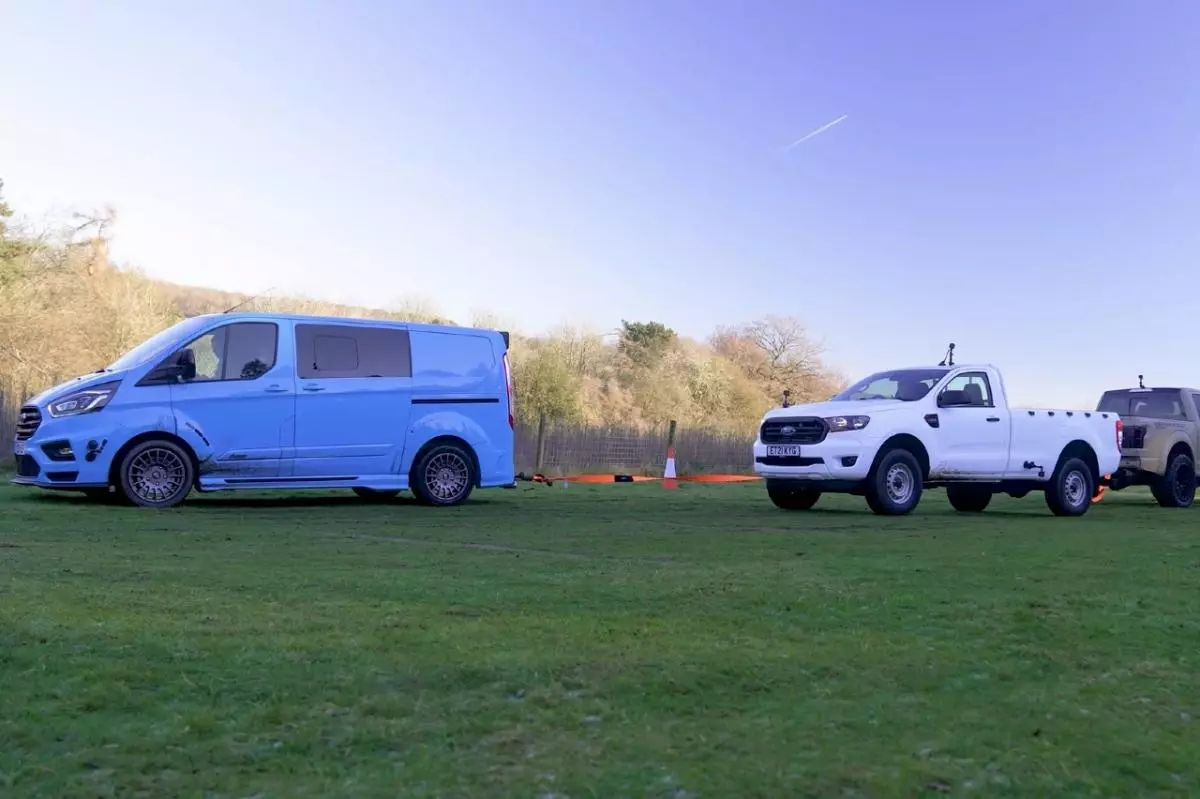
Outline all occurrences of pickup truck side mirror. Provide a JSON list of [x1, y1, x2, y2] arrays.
[[937, 389, 971, 408]]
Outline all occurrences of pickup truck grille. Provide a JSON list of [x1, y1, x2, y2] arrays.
[[761, 416, 828, 445], [16, 406, 42, 441], [1121, 426, 1146, 450]]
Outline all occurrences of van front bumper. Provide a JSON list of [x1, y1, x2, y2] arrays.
[[752, 434, 877, 483], [9, 416, 122, 489]]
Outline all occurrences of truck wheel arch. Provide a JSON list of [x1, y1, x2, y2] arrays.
[[871, 434, 930, 480], [1167, 440, 1194, 463], [1055, 440, 1099, 483]]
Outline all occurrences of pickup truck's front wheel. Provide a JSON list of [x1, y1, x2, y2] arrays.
[[1044, 457, 1094, 517], [865, 448, 923, 516], [767, 481, 821, 510]]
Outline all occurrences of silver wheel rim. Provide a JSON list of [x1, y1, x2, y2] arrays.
[[1064, 470, 1087, 507], [129, 447, 187, 503], [425, 452, 470, 502], [885, 463, 914, 505]]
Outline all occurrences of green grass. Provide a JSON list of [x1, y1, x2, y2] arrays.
[[2, 482, 1199, 798]]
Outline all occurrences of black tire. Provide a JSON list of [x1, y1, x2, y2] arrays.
[[864, 448, 923, 516], [767, 481, 821, 510], [1044, 456, 1094, 517], [353, 487, 401, 502], [946, 484, 993, 513], [411, 442, 476, 506], [1150, 452, 1195, 508], [116, 439, 194, 509]]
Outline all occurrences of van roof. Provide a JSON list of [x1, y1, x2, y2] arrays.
[[193, 311, 507, 341]]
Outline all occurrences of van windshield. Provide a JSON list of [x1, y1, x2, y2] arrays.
[[831, 368, 951, 402], [1096, 389, 1188, 421], [107, 317, 212, 372]]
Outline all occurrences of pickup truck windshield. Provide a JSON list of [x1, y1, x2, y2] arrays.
[[832, 368, 951, 402], [1096, 389, 1188, 420]]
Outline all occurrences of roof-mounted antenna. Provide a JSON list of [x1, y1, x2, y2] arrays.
[[938, 342, 955, 367], [1138, 374, 1145, 389], [222, 286, 276, 314]]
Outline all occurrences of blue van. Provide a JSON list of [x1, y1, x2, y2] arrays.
[[10, 313, 516, 508]]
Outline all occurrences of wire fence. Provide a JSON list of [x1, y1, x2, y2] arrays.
[[0, 378, 754, 474]]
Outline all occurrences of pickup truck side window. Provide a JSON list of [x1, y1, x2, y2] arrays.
[[939, 372, 994, 408], [1191, 393, 1200, 419]]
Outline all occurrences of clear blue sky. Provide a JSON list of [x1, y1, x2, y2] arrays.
[[3, 0, 1198, 408]]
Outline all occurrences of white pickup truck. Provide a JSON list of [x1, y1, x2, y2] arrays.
[[753, 362, 1122, 516]]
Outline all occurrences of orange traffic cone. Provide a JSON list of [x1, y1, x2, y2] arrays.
[[663, 445, 678, 490]]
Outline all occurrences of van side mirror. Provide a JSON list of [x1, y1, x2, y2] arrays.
[[938, 389, 970, 408]]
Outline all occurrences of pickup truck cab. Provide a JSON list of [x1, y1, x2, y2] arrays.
[[753, 362, 1122, 516], [1094, 385, 1200, 508]]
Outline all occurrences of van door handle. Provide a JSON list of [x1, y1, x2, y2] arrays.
[[302, 384, 325, 392], [264, 385, 288, 393], [986, 416, 1000, 422]]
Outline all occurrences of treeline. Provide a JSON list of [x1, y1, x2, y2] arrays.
[[0, 182, 846, 433]]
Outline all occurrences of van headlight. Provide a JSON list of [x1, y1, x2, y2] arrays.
[[825, 415, 869, 432], [47, 381, 121, 418]]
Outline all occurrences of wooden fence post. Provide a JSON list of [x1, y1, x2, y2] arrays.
[[535, 414, 548, 472]]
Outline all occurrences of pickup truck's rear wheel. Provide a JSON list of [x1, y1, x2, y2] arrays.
[[1044, 457, 1094, 517], [1150, 452, 1195, 508], [767, 481, 821, 510], [946, 484, 992, 513], [864, 448, 923, 516]]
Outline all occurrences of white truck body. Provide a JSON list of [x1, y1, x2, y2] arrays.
[[753, 363, 1122, 516]]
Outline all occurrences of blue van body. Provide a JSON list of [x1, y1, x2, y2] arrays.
[[10, 312, 516, 507]]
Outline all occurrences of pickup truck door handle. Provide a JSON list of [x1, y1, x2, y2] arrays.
[[302, 384, 325, 392], [986, 416, 1000, 422], [264, 385, 289, 393]]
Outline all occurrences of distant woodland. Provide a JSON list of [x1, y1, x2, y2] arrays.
[[0, 181, 847, 433]]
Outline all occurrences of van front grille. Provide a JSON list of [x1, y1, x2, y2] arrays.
[[16, 406, 42, 441]]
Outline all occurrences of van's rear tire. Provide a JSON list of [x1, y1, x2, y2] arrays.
[[1044, 457, 1093, 517], [946, 485, 992, 513], [767, 481, 821, 510], [411, 443, 476, 506], [864, 448, 923, 515], [353, 488, 401, 502], [1151, 452, 1195, 508], [116, 439, 194, 509]]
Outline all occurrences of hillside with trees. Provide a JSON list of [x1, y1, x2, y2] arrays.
[[0, 182, 846, 434]]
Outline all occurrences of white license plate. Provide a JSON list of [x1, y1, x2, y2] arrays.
[[767, 445, 801, 457], [12, 440, 27, 456]]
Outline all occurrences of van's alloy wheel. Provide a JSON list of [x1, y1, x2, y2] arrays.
[[412, 444, 475, 506], [118, 440, 194, 509]]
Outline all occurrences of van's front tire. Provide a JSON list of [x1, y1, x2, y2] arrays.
[[767, 481, 821, 510], [412, 443, 476, 506], [117, 439, 194, 509], [1044, 457, 1093, 517], [864, 448, 923, 515]]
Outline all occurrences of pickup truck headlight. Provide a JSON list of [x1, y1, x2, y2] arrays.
[[46, 381, 120, 418], [825, 415, 869, 432]]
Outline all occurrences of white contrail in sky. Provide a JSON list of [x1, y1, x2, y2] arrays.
[[783, 113, 849, 152]]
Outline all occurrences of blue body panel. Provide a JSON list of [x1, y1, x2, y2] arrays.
[[10, 313, 515, 496]]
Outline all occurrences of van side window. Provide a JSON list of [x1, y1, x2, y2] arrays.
[[143, 322, 278, 384], [939, 371, 993, 407], [295, 324, 412, 379]]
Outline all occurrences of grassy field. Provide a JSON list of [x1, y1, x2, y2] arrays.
[[2, 481, 1198, 798]]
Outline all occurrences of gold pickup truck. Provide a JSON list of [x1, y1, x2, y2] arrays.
[[1096, 385, 1200, 508]]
